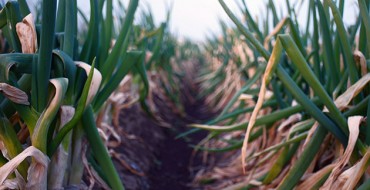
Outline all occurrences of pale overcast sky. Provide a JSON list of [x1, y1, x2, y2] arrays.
[[140, 0, 269, 41], [75, 0, 358, 42], [140, 0, 358, 42]]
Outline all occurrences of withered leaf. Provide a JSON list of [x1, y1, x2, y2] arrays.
[[0, 83, 29, 105]]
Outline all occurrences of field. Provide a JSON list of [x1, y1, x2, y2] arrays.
[[0, 0, 369, 189]]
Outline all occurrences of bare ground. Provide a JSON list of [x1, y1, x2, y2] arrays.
[[110, 62, 215, 190]]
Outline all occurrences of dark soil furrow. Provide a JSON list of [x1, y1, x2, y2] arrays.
[[114, 61, 215, 190]]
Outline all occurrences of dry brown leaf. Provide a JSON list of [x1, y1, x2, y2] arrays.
[[353, 51, 368, 77], [264, 18, 288, 49], [340, 148, 370, 189], [296, 164, 335, 190], [279, 101, 302, 132], [59, 106, 75, 127], [75, 62, 102, 107], [0, 170, 25, 190], [0, 83, 29, 105], [97, 128, 109, 143], [238, 94, 254, 101], [302, 122, 319, 148], [0, 178, 21, 190], [0, 146, 49, 190], [321, 148, 370, 190], [16, 14, 37, 53], [278, 114, 302, 132], [241, 48, 279, 173], [333, 73, 370, 111], [100, 123, 121, 147], [82, 148, 110, 190], [110, 150, 145, 176], [27, 160, 48, 190], [320, 116, 363, 190]]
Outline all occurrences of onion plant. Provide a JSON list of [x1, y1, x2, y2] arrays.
[[0, 0, 175, 189], [191, 0, 370, 189]]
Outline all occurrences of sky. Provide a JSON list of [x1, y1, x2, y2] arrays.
[[140, 0, 265, 41], [75, 0, 359, 42], [139, 0, 358, 42]]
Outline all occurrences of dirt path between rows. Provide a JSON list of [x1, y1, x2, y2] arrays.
[[148, 94, 212, 190], [111, 61, 215, 190]]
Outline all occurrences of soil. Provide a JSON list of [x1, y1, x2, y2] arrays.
[[110, 62, 216, 190], [147, 95, 210, 190]]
